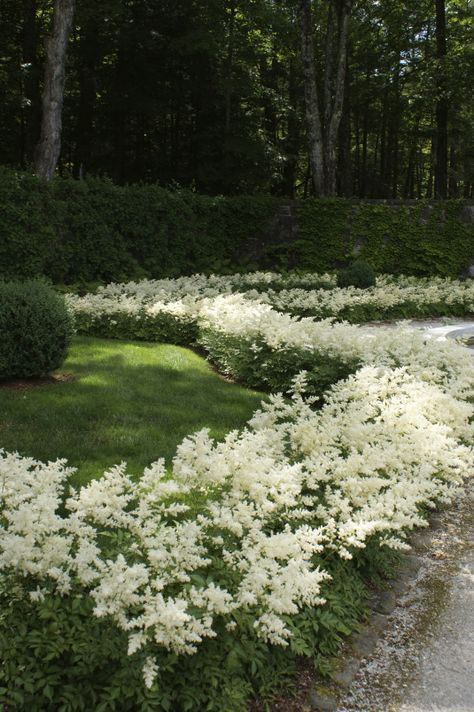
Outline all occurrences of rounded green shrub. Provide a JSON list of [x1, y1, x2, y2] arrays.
[[336, 260, 376, 289], [0, 280, 74, 379]]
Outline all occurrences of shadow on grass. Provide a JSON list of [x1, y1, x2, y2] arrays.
[[0, 337, 266, 487]]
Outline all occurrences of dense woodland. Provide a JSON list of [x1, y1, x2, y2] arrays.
[[0, 0, 472, 198]]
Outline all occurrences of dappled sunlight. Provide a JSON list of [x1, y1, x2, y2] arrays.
[[0, 337, 265, 487]]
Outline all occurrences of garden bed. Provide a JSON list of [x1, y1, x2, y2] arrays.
[[0, 271, 472, 711]]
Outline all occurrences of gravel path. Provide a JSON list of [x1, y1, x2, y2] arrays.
[[337, 484, 474, 712], [398, 549, 474, 712]]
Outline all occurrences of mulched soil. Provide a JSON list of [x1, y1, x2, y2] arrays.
[[0, 373, 76, 390]]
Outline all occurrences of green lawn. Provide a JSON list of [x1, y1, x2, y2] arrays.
[[0, 337, 265, 487]]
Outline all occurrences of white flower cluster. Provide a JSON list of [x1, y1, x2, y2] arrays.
[[66, 272, 473, 324], [65, 271, 334, 329], [196, 293, 474, 399], [70, 270, 336, 305], [0, 364, 472, 687], [260, 274, 474, 317]]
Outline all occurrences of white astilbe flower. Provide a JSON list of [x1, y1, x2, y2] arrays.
[[264, 274, 474, 318], [66, 272, 473, 320], [0, 452, 75, 588], [142, 656, 159, 688], [92, 554, 149, 618]]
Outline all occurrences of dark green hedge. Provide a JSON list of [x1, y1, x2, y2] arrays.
[[0, 169, 277, 284], [0, 168, 471, 282]]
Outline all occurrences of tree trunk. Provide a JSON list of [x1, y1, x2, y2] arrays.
[[361, 106, 368, 197], [354, 107, 361, 195], [390, 56, 401, 198], [426, 136, 435, 198], [434, 0, 448, 198], [323, 2, 336, 135], [324, 0, 351, 196], [299, 0, 324, 195], [379, 86, 388, 196], [34, 0, 75, 181], [448, 142, 458, 197]]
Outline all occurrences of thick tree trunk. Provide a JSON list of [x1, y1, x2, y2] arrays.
[[299, 0, 324, 195], [434, 0, 448, 198], [34, 0, 75, 181], [323, 2, 335, 134], [324, 0, 351, 196]]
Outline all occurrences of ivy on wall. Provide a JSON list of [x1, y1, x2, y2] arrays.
[[0, 168, 471, 283], [294, 199, 473, 277]]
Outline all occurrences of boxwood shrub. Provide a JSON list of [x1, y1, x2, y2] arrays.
[[336, 260, 376, 289], [0, 280, 74, 379]]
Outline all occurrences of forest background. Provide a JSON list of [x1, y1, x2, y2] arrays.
[[0, 0, 472, 200]]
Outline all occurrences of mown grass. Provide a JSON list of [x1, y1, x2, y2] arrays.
[[0, 337, 266, 488]]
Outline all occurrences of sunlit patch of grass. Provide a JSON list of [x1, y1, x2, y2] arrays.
[[0, 337, 266, 488]]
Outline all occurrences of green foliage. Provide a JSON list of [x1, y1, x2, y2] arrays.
[[295, 199, 473, 277], [0, 535, 401, 710], [47, 177, 138, 284], [197, 329, 359, 398], [350, 201, 473, 277], [0, 170, 471, 281], [0, 280, 73, 379], [336, 260, 376, 289], [0, 170, 277, 283], [289, 294, 473, 324], [292, 199, 353, 272], [74, 309, 198, 347], [0, 577, 293, 711], [0, 0, 473, 199], [0, 169, 54, 279], [0, 580, 156, 712]]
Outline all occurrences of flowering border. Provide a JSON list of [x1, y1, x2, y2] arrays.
[[1, 273, 473, 695]]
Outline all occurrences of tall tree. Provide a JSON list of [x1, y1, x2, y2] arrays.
[[324, 0, 352, 195], [0, 0, 470, 197], [34, 0, 75, 180], [299, 0, 324, 194], [434, 0, 448, 197], [299, 0, 351, 196]]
